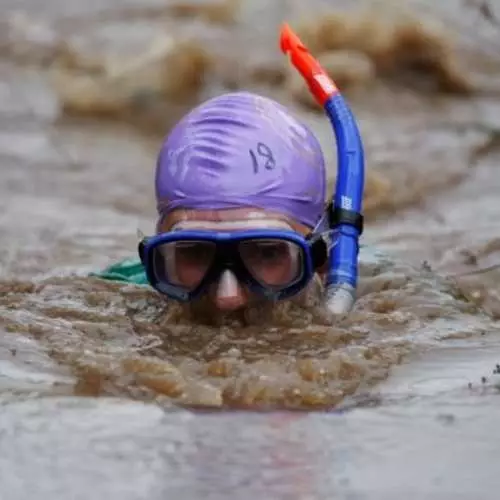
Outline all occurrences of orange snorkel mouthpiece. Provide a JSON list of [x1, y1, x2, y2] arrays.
[[279, 22, 339, 106]]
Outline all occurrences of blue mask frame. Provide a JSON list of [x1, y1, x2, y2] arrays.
[[138, 229, 328, 302]]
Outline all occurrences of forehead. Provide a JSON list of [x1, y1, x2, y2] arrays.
[[172, 219, 294, 231], [159, 208, 309, 234]]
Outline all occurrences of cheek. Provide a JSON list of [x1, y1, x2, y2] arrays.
[[259, 262, 294, 285], [256, 251, 302, 285], [176, 266, 204, 287]]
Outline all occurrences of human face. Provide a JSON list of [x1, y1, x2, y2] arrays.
[[158, 208, 313, 312]]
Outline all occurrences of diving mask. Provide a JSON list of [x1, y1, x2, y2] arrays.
[[138, 226, 328, 302]]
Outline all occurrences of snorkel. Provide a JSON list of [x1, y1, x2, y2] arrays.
[[280, 24, 365, 317]]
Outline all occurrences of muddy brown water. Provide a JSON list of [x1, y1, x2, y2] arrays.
[[1, 0, 500, 499]]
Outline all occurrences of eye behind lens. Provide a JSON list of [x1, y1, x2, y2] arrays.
[[152, 240, 216, 290], [238, 239, 304, 288]]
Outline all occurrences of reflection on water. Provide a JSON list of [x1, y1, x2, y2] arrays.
[[2, 359, 500, 500], [1, 0, 500, 498]]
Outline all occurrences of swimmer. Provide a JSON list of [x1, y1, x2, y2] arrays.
[[145, 89, 329, 316], [96, 25, 365, 321]]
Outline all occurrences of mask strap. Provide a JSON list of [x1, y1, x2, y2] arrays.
[[307, 207, 340, 252], [311, 210, 329, 235]]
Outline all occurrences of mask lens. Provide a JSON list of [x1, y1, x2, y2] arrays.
[[152, 240, 216, 290], [238, 239, 303, 288]]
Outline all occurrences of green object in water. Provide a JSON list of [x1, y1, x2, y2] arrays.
[[90, 258, 149, 285]]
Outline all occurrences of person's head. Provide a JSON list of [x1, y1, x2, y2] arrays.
[[139, 91, 329, 315]]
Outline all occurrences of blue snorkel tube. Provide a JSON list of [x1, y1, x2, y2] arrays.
[[323, 93, 364, 315], [280, 24, 365, 317]]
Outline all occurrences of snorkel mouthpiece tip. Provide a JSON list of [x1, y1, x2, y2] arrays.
[[325, 283, 356, 317]]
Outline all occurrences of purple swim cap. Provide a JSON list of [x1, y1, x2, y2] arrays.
[[155, 91, 326, 228]]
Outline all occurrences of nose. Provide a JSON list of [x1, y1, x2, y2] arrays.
[[214, 270, 247, 311]]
